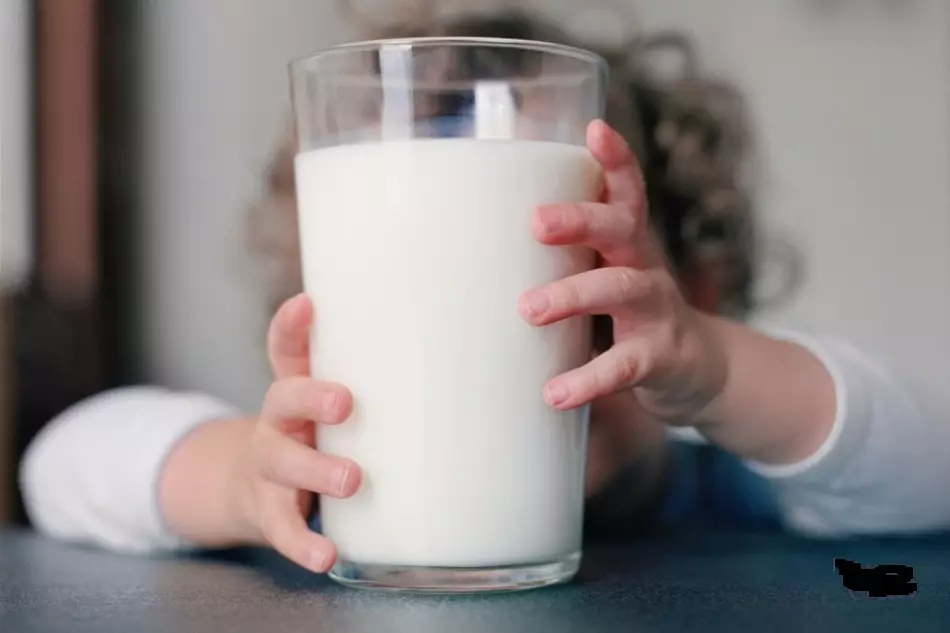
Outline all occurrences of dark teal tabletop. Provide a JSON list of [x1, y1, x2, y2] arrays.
[[0, 529, 946, 633]]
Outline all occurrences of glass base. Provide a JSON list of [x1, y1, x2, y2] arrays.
[[328, 551, 581, 594]]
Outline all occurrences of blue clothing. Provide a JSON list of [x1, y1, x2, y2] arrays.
[[659, 441, 781, 530]]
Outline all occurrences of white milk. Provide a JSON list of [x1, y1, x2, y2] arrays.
[[295, 138, 602, 568]]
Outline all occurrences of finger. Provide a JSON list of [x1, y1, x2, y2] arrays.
[[586, 120, 666, 268], [543, 340, 655, 410], [259, 490, 337, 573], [262, 376, 353, 426], [586, 120, 646, 213], [532, 202, 635, 252], [520, 267, 656, 326], [268, 293, 313, 379], [256, 428, 361, 497]]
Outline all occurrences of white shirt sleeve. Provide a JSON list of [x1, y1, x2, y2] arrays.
[[744, 330, 950, 537], [18, 386, 240, 554]]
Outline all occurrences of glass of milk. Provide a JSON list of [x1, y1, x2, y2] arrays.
[[290, 37, 607, 593]]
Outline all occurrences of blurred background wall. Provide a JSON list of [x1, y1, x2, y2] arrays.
[[131, 0, 356, 412], [133, 0, 950, 412]]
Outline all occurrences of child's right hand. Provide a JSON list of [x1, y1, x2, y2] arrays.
[[236, 293, 361, 573]]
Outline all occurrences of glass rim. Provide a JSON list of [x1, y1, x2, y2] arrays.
[[290, 36, 608, 73]]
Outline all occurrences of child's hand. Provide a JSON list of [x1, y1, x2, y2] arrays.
[[520, 120, 728, 425], [237, 294, 361, 573]]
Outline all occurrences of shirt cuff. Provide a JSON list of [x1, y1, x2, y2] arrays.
[[741, 328, 872, 486], [20, 387, 241, 554], [145, 391, 244, 551]]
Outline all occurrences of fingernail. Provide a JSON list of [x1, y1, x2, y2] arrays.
[[309, 548, 328, 572], [523, 291, 549, 318], [545, 382, 571, 407], [539, 208, 562, 234], [332, 466, 350, 495], [323, 392, 339, 416]]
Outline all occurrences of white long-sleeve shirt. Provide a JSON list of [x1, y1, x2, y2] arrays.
[[17, 331, 950, 553]]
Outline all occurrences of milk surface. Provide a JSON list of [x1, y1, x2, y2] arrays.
[[295, 138, 602, 567]]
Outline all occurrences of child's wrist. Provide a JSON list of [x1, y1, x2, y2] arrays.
[[226, 440, 267, 546], [685, 314, 837, 465], [683, 312, 735, 428]]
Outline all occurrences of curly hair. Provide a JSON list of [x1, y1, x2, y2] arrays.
[[247, 3, 757, 321]]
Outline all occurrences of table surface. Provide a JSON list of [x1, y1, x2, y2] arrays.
[[1, 528, 947, 633]]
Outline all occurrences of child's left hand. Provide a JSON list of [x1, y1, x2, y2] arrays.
[[519, 120, 727, 425]]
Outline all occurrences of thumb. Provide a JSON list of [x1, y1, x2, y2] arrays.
[[267, 293, 313, 379]]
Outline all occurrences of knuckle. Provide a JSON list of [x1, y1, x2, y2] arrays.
[[614, 267, 643, 299], [591, 366, 613, 395], [256, 503, 282, 543], [247, 428, 268, 464], [264, 519, 294, 556], [310, 457, 338, 494], [643, 270, 665, 295], [265, 376, 318, 421], [300, 381, 325, 418], [255, 434, 284, 481], [262, 384, 279, 412], [572, 203, 593, 235], [558, 279, 584, 313], [615, 352, 641, 385], [588, 359, 621, 397], [611, 207, 635, 243], [263, 379, 291, 411], [638, 338, 664, 378], [636, 272, 673, 309]]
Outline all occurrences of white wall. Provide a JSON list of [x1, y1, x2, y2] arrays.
[[137, 0, 950, 410], [138, 1, 355, 409], [0, 0, 32, 291]]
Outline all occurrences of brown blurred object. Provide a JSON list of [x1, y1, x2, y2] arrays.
[[36, 0, 99, 300]]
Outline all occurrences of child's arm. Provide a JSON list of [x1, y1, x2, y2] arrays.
[[717, 327, 950, 537], [157, 415, 260, 548], [585, 319, 950, 537], [18, 387, 246, 553], [532, 121, 950, 536], [20, 296, 359, 573], [692, 315, 837, 467], [527, 121, 838, 470]]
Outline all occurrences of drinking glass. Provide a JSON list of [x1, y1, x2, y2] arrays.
[[290, 36, 607, 593]]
